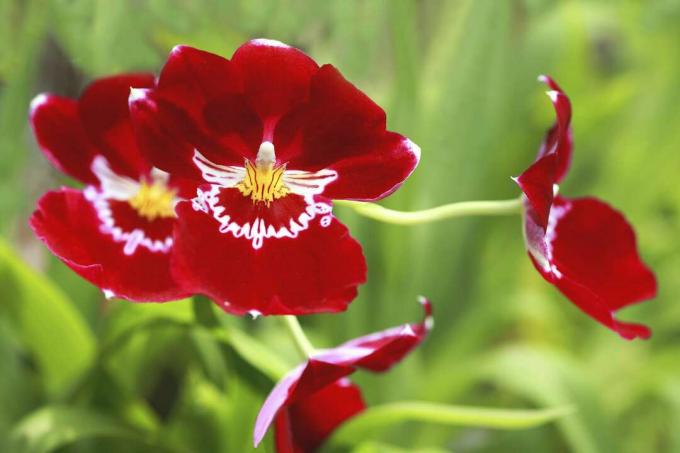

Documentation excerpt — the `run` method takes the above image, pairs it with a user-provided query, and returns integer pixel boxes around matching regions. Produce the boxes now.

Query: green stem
[281,315,315,358]
[335,198,522,225]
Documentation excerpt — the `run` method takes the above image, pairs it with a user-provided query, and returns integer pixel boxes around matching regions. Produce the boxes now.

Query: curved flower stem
[335,198,522,225]
[281,315,315,358]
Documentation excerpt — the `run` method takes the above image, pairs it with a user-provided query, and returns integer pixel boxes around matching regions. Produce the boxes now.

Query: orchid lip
[88,156,175,256]
[190,144,339,249]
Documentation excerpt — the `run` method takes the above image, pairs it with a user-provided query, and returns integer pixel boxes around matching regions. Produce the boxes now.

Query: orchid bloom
[129,39,420,316]
[514,76,657,339]
[255,298,433,452]
[30,74,193,301]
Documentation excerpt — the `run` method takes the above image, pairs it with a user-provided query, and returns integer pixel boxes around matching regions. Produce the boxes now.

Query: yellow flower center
[129,180,177,221]
[236,141,290,206]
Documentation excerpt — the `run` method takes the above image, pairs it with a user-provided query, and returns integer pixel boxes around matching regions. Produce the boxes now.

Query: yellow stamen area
[129,180,177,221]
[236,160,290,206]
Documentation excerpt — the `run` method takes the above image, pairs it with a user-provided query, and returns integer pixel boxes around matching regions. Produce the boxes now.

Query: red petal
[274,65,419,200]
[514,76,574,228]
[171,198,366,315]
[254,300,431,449]
[317,297,433,372]
[79,74,155,179]
[514,153,556,230]
[30,189,187,302]
[130,47,262,177]
[536,75,572,183]
[231,39,319,126]
[275,380,365,453]
[29,94,98,185]
[526,196,656,339]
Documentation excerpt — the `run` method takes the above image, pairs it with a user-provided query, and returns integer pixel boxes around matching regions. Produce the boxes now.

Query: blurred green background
[1,0,679,451]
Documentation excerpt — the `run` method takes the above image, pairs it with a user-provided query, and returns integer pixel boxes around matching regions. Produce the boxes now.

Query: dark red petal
[514,76,574,229]
[129,90,203,180]
[29,94,98,185]
[275,380,365,453]
[274,64,419,200]
[514,153,556,230]
[231,39,319,126]
[157,45,242,105]
[254,300,431,448]
[526,196,656,340]
[30,189,188,302]
[318,297,433,372]
[79,74,155,179]
[536,75,573,183]
[171,199,366,315]
[130,90,260,181]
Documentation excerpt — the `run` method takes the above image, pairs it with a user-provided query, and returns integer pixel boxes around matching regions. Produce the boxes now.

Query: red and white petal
[254,360,355,448]
[78,73,155,179]
[514,76,574,229]
[154,45,263,163]
[274,379,365,453]
[316,297,433,372]
[30,188,187,302]
[536,75,572,183]
[172,197,366,315]
[231,39,319,127]
[254,301,431,448]
[514,153,557,230]
[526,196,656,340]
[129,87,260,180]
[29,94,98,185]
[273,65,420,200]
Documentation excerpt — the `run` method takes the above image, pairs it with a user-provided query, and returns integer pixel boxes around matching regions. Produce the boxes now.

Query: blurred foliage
[0,0,679,451]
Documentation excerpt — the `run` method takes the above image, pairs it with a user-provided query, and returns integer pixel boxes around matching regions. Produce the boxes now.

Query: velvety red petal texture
[274,380,365,453]
[30,94,98,185]
[514,75,573,229]
[130,41,419,201]
[231,39,319,123]
[31,75,156,184]
[30,189,188,302]
[525,196,656,340]
[171,200,367,315]
[275,64,420,200]
[254,299,432,449]
[517,76,656,339]
[79,74,156,179]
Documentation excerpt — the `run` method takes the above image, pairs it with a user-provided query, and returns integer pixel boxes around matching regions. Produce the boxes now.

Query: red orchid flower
[29,74,192,301]
[255,298,433,452]
[514,76,657,340]
[129,39,420,316]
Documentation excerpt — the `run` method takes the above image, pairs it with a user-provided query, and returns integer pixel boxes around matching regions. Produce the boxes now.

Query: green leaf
[329,401,572,447]
[8,405,154,453]
[0,239,95,396]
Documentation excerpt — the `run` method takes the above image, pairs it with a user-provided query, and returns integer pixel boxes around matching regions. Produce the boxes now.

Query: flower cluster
[28,38,657,453]
[31,39,420,315]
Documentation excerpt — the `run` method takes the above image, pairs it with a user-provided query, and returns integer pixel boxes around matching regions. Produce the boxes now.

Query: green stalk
[336,198,522,225]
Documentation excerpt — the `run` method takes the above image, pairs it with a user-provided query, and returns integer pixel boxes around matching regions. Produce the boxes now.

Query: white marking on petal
[91,156,140,200]
[128,87,150,103]
[29,93,49,116]
[102,289,115,299]
[404,137,422,166]
[85,184,173,256]
[250,38,289,48]
[193,149,246,187]
[282,168,338,196]
[546,90,560,103]
[193,185,333,250]
[248,309,262,320]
